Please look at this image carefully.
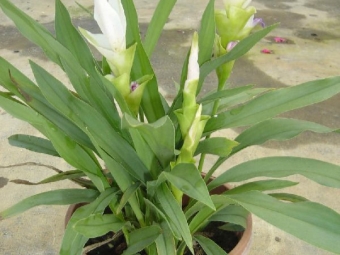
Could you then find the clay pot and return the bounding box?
[65,182,252,255]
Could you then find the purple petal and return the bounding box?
[130,81,139,92]
[254,18,265,28]
[227,41,239,51]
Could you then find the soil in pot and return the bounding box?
[83,221,241,255]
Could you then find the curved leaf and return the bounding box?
[164,163,215,210]
[195,137,238,157]
[73,213,124,238]
[228,191,340,254]
[226,179,298,194]
[208,157,340,190]
[0,189,99,219]
[205,76,340,134]
[156,183,193,253]
[61,188,118,255]
[122,225,162,255]
[194,235,228,255]
[122,115,175,168]
[233,118,336,154]
[8,134,59,157]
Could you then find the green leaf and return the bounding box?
[195,137,238,157]
[0,57,95,150]
[189,195,231,234]
[164,164,215,210]
[116,182,141,214]
[0,189,99,219]
[199,24,278,86]
[228,191,340,254]
[43,121,110,192]
[208,157,340,190]
[205,76,340,134]
[143,0,177,57]
[208,204,249,229]
[198,85,254,104]
[198,0,215,65]
[122,115,175,168]
[11,170,87,186]
[123,0,165,122]
[73,213,124,238]
[55,0,97,73]
[194,235,228,255]
[226,180,299,194]
[156,183,193,252]
[269,193,309,203]
[122,225,162,255]
[154,222,176,255]
[61,187,118,255]
[8,134,59,157]
[30,61,151,184]
[233,118,336,154]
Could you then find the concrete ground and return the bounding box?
[0,0,340,254]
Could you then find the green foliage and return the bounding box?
[0,0,340,254]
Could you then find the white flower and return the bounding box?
[187,32,199,82]
[223,0,252,9]
[79,0,131,76]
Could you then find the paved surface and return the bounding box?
[0,0,340,254]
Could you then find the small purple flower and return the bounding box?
[130,81,139,92]
[227,40,239,51]
[253,17,265,28]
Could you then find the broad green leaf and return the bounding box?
[123,0,165,121]
[61,187,118,255]
[208,204,249,229]
[143,0,177,57]
[30,61,151,184]
[116,182,141,214]
[198,0,215,65]
[195,137,238,157]
[122,225,162,255]
[157,183,193,253]
[205,76,340,134]
[163,163,215,210]
[269,193,309,203]
[225,180,298,194]
[208,157,340,190]
[122,114,175,168]
[194,235,228,255]
[233,118,336,154]
[154,221,176,255]
[228,191,340,254]
[199,24,278,86]
[73,213,124,238]
[8,134,59,157]
[0,189,99,219]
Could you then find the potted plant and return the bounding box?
[0,0,340,254]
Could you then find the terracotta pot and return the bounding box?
[65,183,252,255]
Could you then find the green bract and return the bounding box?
[0,0,340,254]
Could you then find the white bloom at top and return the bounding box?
[80,0,132,76]
[187,32,199,82]
[223,0,252,9]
